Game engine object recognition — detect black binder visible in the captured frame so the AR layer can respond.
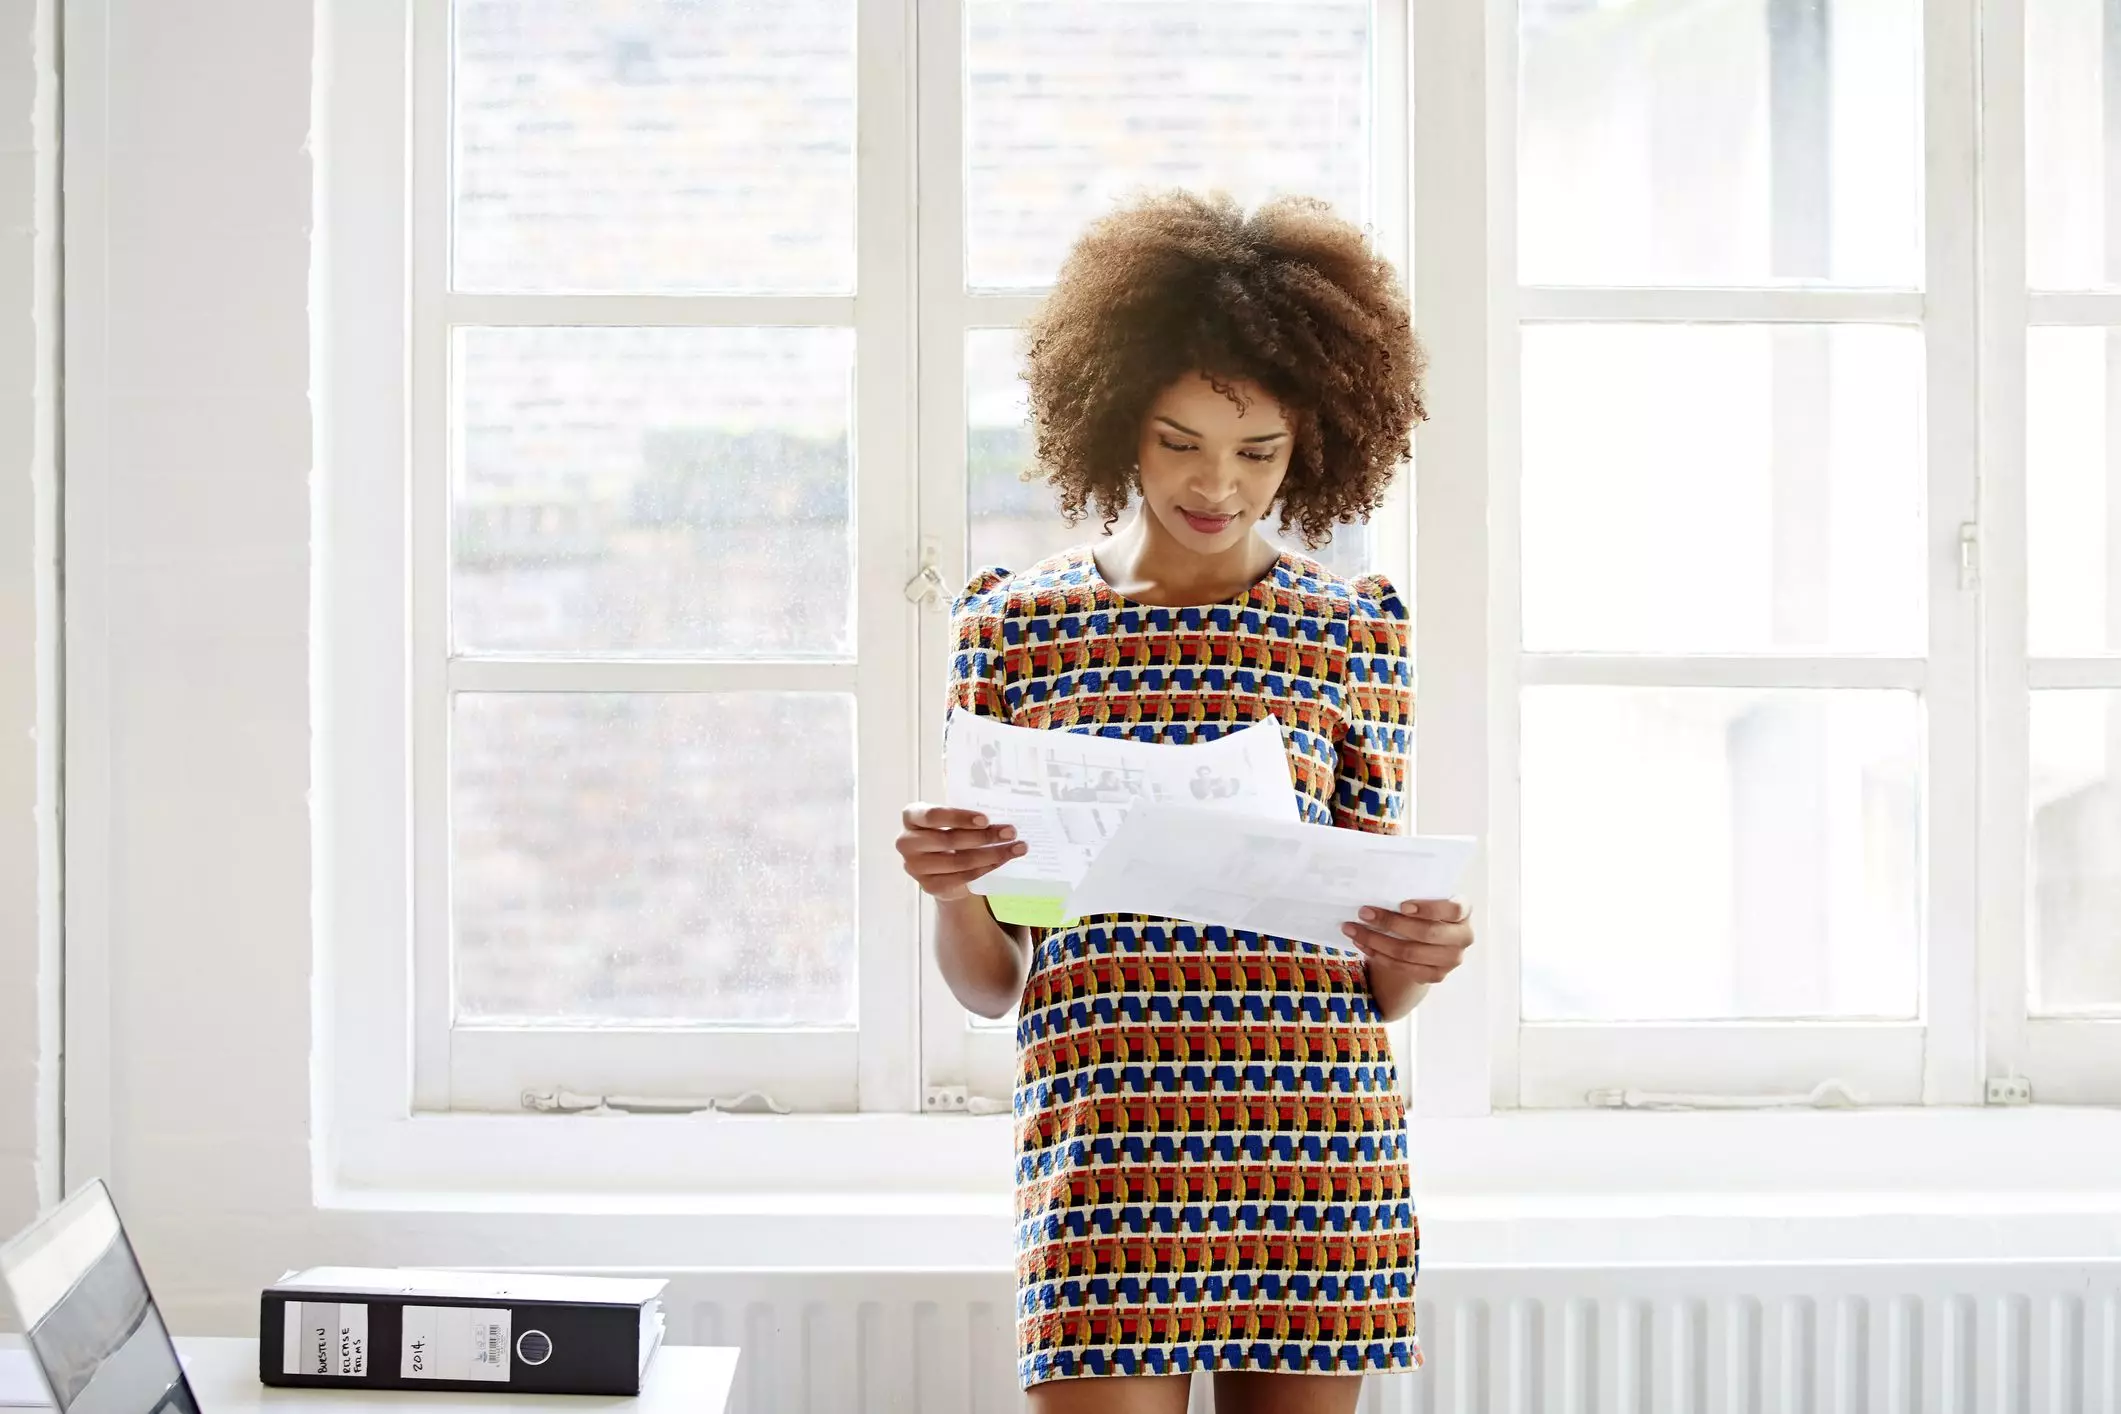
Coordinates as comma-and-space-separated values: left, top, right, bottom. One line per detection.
258, 1267, 667, 1396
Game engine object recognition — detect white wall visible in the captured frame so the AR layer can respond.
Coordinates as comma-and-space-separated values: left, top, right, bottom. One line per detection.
0, 0, 60, 1252
62, 0, 321, 1311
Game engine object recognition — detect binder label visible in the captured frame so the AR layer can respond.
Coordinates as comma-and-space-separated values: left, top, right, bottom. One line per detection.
401, 1304, 512, 1382
283, 1302, 368, 1378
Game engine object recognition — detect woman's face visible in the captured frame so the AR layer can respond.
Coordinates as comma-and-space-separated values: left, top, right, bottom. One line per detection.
1133, 373, 1293, 556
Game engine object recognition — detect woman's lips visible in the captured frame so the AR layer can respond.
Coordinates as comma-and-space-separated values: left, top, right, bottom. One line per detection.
1181, 510, 1236, 534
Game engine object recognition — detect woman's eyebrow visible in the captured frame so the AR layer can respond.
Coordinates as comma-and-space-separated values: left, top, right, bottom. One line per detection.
1155, 415, 1289, 444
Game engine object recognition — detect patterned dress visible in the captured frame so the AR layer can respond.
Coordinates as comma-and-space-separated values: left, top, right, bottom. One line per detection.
946, 546, 1423, 1390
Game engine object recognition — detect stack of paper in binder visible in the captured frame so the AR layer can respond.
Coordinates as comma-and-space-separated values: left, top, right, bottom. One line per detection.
259, 1268, 667, 1395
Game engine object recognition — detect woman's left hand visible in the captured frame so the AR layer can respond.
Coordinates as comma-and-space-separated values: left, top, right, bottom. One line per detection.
1341, 898, 1475, 984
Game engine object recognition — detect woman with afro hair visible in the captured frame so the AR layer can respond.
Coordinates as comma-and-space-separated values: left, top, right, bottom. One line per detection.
895, 191, 1476, 1414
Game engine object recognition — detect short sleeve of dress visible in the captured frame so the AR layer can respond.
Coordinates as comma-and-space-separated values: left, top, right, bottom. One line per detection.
947, 567, 1012, 723
1334, 573, 1414, 834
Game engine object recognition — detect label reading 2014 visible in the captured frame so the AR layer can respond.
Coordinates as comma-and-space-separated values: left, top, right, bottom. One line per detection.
400, 1305, 512, 1382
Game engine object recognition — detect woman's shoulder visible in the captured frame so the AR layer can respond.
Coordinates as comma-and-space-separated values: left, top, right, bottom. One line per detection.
953, 547, 1099, 618
1278, 549, 1409, 623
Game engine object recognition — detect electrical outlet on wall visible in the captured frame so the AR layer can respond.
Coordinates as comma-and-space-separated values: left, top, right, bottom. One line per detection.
924, 1084, 969, 1113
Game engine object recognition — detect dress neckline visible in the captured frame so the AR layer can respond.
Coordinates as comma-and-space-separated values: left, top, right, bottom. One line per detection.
1076, 544, 1290, 611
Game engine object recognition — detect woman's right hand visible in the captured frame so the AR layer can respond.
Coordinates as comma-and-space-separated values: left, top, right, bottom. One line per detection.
896, 805, 1028, 902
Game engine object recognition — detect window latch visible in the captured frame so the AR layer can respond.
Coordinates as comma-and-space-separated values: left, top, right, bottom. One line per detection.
904, 545, 948, 607
1958, 521, 1980, 591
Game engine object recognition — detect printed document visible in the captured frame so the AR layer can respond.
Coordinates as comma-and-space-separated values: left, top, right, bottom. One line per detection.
1066, 803, 1476, 952
943, 712, 1477, 950
943, 710, 1297, 893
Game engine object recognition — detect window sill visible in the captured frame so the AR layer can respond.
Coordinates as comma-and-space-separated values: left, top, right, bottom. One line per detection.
322, 1105, 2121, 1269
317, 1183, 2121, 1272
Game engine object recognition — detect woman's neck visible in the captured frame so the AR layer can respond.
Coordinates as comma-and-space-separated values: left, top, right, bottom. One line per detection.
1092, 513, 1282, 607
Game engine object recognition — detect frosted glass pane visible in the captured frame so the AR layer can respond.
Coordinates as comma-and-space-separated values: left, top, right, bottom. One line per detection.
964, 2, 1371, 290
452, 326, 853, 657
963, 329, 1373, 578
2027, 328, 2121, 655
452, 692, 856, 1024
1522, 688, 1921, 1022
2029, 691, 2121, 1012
1520, 0, 1921, 287
2027, 0, 2121, 289
453, 0, 855, 293
1522, 324, 1924, 655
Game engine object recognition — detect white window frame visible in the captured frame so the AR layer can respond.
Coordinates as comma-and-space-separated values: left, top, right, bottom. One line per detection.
1979, 0, 2121, 1104
1412, 0, 1995, 1114
325, 0, 924, 1165
319, 0, 2121, 1203
912, 0, 1417, 1108
408, 0, 920, 1116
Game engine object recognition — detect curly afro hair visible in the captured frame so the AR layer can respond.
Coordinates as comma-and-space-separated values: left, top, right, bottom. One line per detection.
1021, 190, 1426, 549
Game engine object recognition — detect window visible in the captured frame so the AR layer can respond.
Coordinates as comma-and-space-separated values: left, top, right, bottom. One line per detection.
2003, 0, 2121, 1100
327, 0, 2121, 1173
408, 0, 912, 1113
1502, 0, 1956, 1106
401, 0, 1410, 1118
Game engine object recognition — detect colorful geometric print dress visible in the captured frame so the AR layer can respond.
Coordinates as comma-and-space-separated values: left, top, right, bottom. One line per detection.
946, 545, 1424, 1390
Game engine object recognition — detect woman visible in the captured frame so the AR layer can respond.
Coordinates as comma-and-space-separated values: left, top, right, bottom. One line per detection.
895, 192, 1476, 1414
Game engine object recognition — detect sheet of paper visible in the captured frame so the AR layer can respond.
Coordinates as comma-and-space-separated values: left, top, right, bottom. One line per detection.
1064, 802, 1477, 953
944, 712, 1297, 895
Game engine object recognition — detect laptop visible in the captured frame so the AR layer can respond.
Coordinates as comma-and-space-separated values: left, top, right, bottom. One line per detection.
0, 1182, 198, 1414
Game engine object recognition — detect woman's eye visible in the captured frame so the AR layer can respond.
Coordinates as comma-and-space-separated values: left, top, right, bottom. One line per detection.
1241, 449, 1277, 463
1157, 437, 1196, 453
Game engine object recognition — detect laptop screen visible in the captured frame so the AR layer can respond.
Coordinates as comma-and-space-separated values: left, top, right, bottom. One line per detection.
0, 1183, 197, 1414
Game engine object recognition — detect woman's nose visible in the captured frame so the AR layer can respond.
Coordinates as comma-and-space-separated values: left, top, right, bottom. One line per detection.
1191, 459, 1243, 501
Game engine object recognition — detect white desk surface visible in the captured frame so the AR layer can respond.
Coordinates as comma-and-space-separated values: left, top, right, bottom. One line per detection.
0, 1338, 738, 1413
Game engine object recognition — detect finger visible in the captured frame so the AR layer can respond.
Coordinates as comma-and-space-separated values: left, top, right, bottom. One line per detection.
1345, 939, 1453, 982
903, 803, 991, 831
898, 823, 1019, 856
1352, 907, 1460, 946
920, 861, 1013, 896
1396, 898, 1472, 925
1339, 924, 1464, 971
906, 841, 1027, 875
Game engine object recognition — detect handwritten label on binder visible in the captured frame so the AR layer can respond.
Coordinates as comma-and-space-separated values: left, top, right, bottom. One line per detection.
400, 1304, 512, 1382
283, 1302, 368, 1378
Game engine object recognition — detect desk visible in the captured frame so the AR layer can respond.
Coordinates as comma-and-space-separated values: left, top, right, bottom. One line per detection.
0, 1339, 738, 1413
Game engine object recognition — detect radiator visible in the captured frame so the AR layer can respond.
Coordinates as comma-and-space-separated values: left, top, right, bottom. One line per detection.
666, 1264, 2121, 1413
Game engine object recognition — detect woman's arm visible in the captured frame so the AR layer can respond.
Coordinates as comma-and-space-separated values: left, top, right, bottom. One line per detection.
934, 892, 1033, 1020
921, 571, 1032, 1019
1366, 973, 1432, 1023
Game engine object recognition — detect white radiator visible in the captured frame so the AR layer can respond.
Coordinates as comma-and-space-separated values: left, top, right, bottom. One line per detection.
665, 1264, 2121, 1413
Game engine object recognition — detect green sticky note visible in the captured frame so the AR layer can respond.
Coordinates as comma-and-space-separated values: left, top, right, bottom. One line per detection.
986, 893, 1074, 929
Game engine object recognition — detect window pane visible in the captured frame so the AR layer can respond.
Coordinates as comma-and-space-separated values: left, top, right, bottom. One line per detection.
1522, 324, 1924, 655
1522, 688, 1921, 1022
966, 329, 1090, 573
2028, 328, 2121, 655
1519, 0, 1921, 287
453, 692, 856, 1024
2030, 692, 2121, 1012
453, 0, 855, 294
453, 326, 853, 658
964, 329, 1373, 578
2027, 0, 2121, 289
964, 2, 1371, 291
